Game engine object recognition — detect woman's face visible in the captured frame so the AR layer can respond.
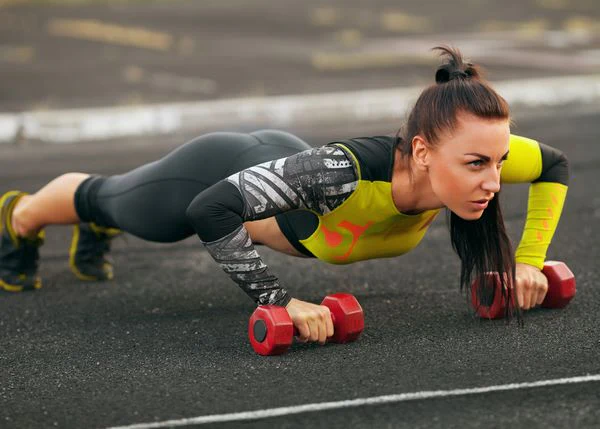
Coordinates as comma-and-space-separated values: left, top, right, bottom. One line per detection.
427, 113, 510, 220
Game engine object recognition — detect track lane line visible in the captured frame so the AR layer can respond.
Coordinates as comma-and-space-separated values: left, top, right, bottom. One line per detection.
106, 374, 600, 428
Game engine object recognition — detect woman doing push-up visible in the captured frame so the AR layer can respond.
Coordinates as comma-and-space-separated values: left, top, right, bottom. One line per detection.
0, 46, 569, 344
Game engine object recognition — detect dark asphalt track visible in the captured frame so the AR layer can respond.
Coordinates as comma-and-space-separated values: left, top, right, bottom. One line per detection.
1, 0, 599, 112
1, 106, 599, 428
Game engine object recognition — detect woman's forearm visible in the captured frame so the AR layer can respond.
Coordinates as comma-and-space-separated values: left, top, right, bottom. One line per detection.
515, 181, 568, 269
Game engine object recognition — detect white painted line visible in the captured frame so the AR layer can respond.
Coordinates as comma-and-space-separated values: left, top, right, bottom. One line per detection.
106, 374, 600, 428
47, 18, 173, 51
1, 74, 600, 145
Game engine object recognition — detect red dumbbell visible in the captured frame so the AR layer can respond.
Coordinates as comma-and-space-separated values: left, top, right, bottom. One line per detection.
471, 260, 576, 319
248, 293, 364, 356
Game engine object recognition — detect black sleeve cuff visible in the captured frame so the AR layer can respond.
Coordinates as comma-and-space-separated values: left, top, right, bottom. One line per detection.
534, 142, 569, 186
271, 290, 292, 307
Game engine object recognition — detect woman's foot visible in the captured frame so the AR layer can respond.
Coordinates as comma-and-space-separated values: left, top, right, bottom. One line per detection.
0, 191, 44, 292
69, 223, 121, 281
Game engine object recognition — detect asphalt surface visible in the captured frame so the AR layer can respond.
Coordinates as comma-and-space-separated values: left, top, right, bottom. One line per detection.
1, 1, 600, 428
1, 107, 599, 429
1, 0, 599, 112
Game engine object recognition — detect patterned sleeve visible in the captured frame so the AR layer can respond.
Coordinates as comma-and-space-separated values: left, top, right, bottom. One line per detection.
186, 145, 358, 306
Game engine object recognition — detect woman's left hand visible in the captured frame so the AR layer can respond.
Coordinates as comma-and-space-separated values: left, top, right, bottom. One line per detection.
514, 263, 548, 310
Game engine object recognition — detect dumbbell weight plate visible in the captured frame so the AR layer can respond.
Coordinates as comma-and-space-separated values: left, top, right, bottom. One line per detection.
471, 272, 509, 319
322, 293, 364, 343
541, 261, 576, 309
248, 305, 294, 356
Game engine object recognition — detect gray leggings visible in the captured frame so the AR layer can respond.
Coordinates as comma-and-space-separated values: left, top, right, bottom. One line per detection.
74, 130, 311, 242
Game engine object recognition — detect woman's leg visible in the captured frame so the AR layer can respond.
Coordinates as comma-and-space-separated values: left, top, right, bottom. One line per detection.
73, 130, 312, 243
12, 129, 312, 243
11, 173, 90, 238
1, 130, 311, 290
1, 173, 108, 290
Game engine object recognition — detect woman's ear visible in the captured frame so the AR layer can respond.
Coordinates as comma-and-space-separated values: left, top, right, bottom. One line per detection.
411, 135, 430, 171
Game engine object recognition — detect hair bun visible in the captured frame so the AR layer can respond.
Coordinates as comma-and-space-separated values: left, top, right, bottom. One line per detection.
435, 65, 472, 84
433, 45, 479, 84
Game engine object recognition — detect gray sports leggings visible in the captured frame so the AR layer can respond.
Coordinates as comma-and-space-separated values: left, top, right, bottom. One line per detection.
74, 130, 311, 242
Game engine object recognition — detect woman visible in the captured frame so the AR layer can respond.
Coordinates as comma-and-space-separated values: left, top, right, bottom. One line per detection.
0, 46, 569, 344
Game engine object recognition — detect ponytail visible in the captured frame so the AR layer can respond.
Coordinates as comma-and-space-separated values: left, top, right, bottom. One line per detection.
396, 45, 521, 323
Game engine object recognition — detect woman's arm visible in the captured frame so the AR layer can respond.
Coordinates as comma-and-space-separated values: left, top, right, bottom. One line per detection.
500, 135, 570, 269
185, 145, 358, 306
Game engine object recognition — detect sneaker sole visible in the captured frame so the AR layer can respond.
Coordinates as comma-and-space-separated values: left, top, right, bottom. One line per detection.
0, 277, 42, 292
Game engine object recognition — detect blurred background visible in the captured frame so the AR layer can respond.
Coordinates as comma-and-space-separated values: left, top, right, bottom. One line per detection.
1, 0, 599, 144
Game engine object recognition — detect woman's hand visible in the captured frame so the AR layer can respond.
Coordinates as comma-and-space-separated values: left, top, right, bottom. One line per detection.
285, 298, 334, 345
515, 263, 548, 310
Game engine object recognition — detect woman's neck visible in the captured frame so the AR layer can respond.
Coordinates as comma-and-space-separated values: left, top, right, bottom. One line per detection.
391, 149, 443, 214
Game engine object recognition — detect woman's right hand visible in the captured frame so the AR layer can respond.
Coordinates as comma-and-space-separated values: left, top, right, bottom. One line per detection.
285, 298, 334, 345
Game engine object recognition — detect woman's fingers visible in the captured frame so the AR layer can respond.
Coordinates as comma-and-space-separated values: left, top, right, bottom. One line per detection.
308, 318, 319, 342
318, 312, 328, 345
287, 299, 335, 344
324, 308, 334, 341
522, 284, 532, 309
518, 278, 547, 310
535, 288, 546, 306
516, 287, 524, 310
300, 313, 330, 344
296, 321, 310, 343
515, 263, 549, 310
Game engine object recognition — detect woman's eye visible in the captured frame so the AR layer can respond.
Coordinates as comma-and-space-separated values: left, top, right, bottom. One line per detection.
469, 159, 505, 168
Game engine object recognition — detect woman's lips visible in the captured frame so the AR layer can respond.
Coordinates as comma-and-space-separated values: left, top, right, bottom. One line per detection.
470, 200, 489, 209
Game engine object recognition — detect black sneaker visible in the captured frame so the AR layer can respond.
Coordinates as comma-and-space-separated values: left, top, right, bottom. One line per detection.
69, 223, 121, 281
0, 191, 44, 292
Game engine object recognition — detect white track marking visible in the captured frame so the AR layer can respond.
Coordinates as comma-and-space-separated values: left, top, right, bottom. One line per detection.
1, 74, 600, 144
47, 18, 173, 51
106, 374, 600, 429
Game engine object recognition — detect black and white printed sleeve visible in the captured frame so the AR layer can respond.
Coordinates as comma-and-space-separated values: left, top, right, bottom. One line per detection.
185, 145, 358, 307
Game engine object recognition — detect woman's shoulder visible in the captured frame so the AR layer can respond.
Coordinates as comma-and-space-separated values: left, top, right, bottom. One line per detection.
327, 135, 398, 181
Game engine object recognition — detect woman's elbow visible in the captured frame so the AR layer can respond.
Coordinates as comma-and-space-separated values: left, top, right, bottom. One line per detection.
536, 144, 570, 186
185, 188, 246, 242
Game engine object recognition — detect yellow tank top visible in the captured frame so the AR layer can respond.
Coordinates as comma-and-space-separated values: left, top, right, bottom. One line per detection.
299, 143, 440, 264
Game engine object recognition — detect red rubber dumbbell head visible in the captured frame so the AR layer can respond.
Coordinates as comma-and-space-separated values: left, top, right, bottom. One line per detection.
322, 293, 364, 343
248, 305, 294, 356
471, 272, 511, 319
541, 261, 576, 308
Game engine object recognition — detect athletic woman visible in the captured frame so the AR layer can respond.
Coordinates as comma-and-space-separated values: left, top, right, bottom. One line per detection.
0, 47, 569, 344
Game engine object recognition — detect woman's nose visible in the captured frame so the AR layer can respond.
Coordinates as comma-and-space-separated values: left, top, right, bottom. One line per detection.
482, 168, 501, 193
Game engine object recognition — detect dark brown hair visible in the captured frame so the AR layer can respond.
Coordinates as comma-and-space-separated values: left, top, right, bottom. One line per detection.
396, 46, 521, 323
